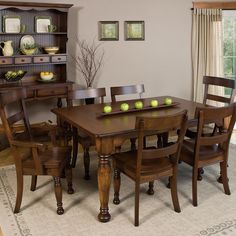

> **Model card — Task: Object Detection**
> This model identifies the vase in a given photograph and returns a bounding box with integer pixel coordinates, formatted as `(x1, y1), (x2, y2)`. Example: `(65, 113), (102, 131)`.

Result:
(85, 98), (95, 104)
(0, 40), (14, 56)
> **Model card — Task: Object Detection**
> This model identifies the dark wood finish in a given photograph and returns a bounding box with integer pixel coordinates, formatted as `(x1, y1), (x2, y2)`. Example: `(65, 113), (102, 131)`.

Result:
(110, 84), (145, 102)
(113, 111), (188, 226)
(52, 96), (205, 222)
(0, 88), (74, 214)
(203, 76), (236, 105)
(186, 76), (236, 180)
(0, 1), (73, 107)
(180, 104), (236, 206)
(110, 84), (145, 150)
(68, 88), (106, 180)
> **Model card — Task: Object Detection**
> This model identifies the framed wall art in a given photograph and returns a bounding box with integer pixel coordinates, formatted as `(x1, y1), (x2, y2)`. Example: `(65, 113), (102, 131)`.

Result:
(98, 21), (119, 41)
(3, 15), (21, 33)
(125, 21), (145, 41)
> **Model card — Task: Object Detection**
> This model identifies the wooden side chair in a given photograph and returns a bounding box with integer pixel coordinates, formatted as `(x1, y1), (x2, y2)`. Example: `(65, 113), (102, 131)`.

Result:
(113, 110), (188, 226)
(110, 84), (144, 103)
(68, 87), (106, 180)
(180, 104), (236, 207)
(0, 88), (74, 215)
(110, 84), (145, 150)
(186, 76), (236, 180)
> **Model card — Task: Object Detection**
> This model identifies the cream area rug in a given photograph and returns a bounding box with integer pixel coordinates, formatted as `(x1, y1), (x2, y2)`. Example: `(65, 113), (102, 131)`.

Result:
(1, 145), (236, 236)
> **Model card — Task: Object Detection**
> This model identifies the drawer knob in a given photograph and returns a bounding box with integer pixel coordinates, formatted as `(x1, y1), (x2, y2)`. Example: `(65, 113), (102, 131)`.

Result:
(58, 57), (61, 60)
(21, 59), (25, 62)
(40, 58), (43, 61)
(2, 60), (5, 63)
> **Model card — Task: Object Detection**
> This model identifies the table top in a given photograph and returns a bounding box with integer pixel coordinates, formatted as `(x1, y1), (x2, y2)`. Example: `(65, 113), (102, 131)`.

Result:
(52, 96), (204, 138)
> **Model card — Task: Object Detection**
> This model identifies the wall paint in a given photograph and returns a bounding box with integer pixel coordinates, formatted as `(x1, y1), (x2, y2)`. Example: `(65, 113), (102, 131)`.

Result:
(6, 0), (192, 123)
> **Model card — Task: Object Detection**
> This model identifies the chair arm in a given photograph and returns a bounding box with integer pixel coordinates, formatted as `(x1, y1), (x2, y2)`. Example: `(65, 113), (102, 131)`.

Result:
(11, 140), (45, 149)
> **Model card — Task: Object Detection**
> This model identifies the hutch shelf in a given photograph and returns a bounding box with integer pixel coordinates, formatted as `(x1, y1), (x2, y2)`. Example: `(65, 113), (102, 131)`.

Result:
(0, 1), (73, 106)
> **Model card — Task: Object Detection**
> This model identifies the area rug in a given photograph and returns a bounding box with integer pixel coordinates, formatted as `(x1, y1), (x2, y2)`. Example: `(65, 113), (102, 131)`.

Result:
(1, 145), (236, 236)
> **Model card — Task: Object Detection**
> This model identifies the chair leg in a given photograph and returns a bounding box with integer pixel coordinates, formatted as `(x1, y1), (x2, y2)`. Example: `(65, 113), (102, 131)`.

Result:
(134, 182), (140, 227)
(147, 181), (154, 195)
(113, 169), (121, 205)
(130, 138), (136, 151)
(220, 162), (230, 195)
(71, 127), (78, 168)
(170, 176), (181, 213)
(192, 167), (198, 207)
(30, 175), (37, 191)
(14, 172), (23, 213)
(65, 164), (74, 194)
(83, 146), (90, 180)
(53, 176), (64, 215)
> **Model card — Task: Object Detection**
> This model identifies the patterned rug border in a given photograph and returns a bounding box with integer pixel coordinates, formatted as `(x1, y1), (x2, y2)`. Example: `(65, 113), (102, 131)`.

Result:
(0, 166), (32, 236)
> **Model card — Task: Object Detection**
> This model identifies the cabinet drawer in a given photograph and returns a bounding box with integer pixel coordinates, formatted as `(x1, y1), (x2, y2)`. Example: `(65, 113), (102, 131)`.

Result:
(33, 56), (50, 63)
(15, 57), (32, 64)
(51, 55), (67, 63)
(0, 57), (13, 65)
(26, 90), (34, 98)
(37, 88), (67, 97)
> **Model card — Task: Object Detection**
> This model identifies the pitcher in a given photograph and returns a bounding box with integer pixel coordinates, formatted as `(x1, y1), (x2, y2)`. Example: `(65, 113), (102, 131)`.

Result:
(0, 40), (13, 56)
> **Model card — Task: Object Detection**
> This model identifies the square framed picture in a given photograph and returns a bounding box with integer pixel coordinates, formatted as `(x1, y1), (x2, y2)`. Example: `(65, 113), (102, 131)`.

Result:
(125, 21), (145, 41)
(2, 15), (21, 33)
(35, 16), (52, 33)
(98, 21), (119, 41)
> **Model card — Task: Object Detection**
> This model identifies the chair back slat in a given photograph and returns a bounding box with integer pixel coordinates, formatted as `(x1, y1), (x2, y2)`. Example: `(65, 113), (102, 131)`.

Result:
(203, 76), (236, 105)
(110, 84), (145, 102)
(7, 111), (25, 126)
(142, 143), (179, 160)
(0, 88), (32, 143)
(136, 110), (188, 168)
(68, 87), (106, 105)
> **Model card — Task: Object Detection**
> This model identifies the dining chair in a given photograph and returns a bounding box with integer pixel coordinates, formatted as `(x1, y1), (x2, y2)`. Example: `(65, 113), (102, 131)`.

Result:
(0, 88), (74, 215)
(113, 110), (188, 226)
(68, 87), (106, 180)
(110, 84), (145, 150)
(110, 84), (145, 103)
(186, 76), (236, 180)
(180, 104), (236, 207)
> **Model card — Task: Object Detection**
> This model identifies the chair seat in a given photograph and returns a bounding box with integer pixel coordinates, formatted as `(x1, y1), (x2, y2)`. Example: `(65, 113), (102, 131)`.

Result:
(180, 139), (224, 167)
(114, 150), (173, 182)
(22, 147), (70, 171)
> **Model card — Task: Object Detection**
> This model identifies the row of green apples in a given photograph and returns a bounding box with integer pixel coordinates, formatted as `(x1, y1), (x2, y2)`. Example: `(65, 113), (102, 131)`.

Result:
(103, 98), (172, 113)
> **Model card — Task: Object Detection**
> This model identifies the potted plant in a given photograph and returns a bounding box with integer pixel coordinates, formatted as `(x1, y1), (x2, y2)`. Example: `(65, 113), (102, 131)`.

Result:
(72, 40), (105, 103)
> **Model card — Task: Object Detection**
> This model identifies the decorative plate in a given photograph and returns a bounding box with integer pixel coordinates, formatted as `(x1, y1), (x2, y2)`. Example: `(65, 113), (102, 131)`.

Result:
(20, 35), (35, 49)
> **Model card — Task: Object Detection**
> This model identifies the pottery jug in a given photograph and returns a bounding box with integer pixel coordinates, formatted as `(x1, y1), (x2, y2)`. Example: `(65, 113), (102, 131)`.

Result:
(0, 40), (14, 56)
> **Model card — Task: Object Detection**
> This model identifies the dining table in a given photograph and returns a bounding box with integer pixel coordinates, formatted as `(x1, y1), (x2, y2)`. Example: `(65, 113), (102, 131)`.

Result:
(51, 96), (204, 222)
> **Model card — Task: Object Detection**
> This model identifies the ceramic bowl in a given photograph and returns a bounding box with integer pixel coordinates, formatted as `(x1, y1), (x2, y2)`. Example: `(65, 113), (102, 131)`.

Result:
(40, 72), (54, 81)
(44, 47), (59, 54)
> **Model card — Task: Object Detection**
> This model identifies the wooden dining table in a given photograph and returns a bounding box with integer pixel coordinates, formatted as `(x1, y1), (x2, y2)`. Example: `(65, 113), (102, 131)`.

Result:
(51, 96), (204, 222)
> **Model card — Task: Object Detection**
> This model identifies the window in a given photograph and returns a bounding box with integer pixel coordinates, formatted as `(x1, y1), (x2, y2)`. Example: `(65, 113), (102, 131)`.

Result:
(223, 11), (236, 95)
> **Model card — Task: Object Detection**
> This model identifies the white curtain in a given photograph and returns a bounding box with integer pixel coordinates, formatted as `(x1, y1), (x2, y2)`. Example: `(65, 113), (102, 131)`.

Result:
(192, 9), (224, 105)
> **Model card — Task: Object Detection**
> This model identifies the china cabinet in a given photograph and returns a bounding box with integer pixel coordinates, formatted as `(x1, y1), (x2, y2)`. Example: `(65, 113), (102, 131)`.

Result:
(0, 1), (73, 107)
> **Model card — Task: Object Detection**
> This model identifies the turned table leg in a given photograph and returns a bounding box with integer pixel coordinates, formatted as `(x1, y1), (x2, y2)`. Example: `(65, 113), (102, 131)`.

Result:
(97, 154), (111, 222)
(96, 137), (113, 223)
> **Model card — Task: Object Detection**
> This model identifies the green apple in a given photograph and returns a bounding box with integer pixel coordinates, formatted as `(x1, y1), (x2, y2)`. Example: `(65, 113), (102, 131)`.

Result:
(120, 103), (129, 111)
(135, 101), (143, 109)
(150, 99), (158, 107)
(17, 70), (24, 75)
(6, 71), (13, 75)
(164, 98), (172, 105)
(11, 72), (17, 78)
(103, 105), (112, 113)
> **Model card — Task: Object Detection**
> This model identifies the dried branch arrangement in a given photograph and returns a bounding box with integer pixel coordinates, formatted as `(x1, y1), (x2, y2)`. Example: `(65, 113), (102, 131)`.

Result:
(73, 40), (105, 88)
